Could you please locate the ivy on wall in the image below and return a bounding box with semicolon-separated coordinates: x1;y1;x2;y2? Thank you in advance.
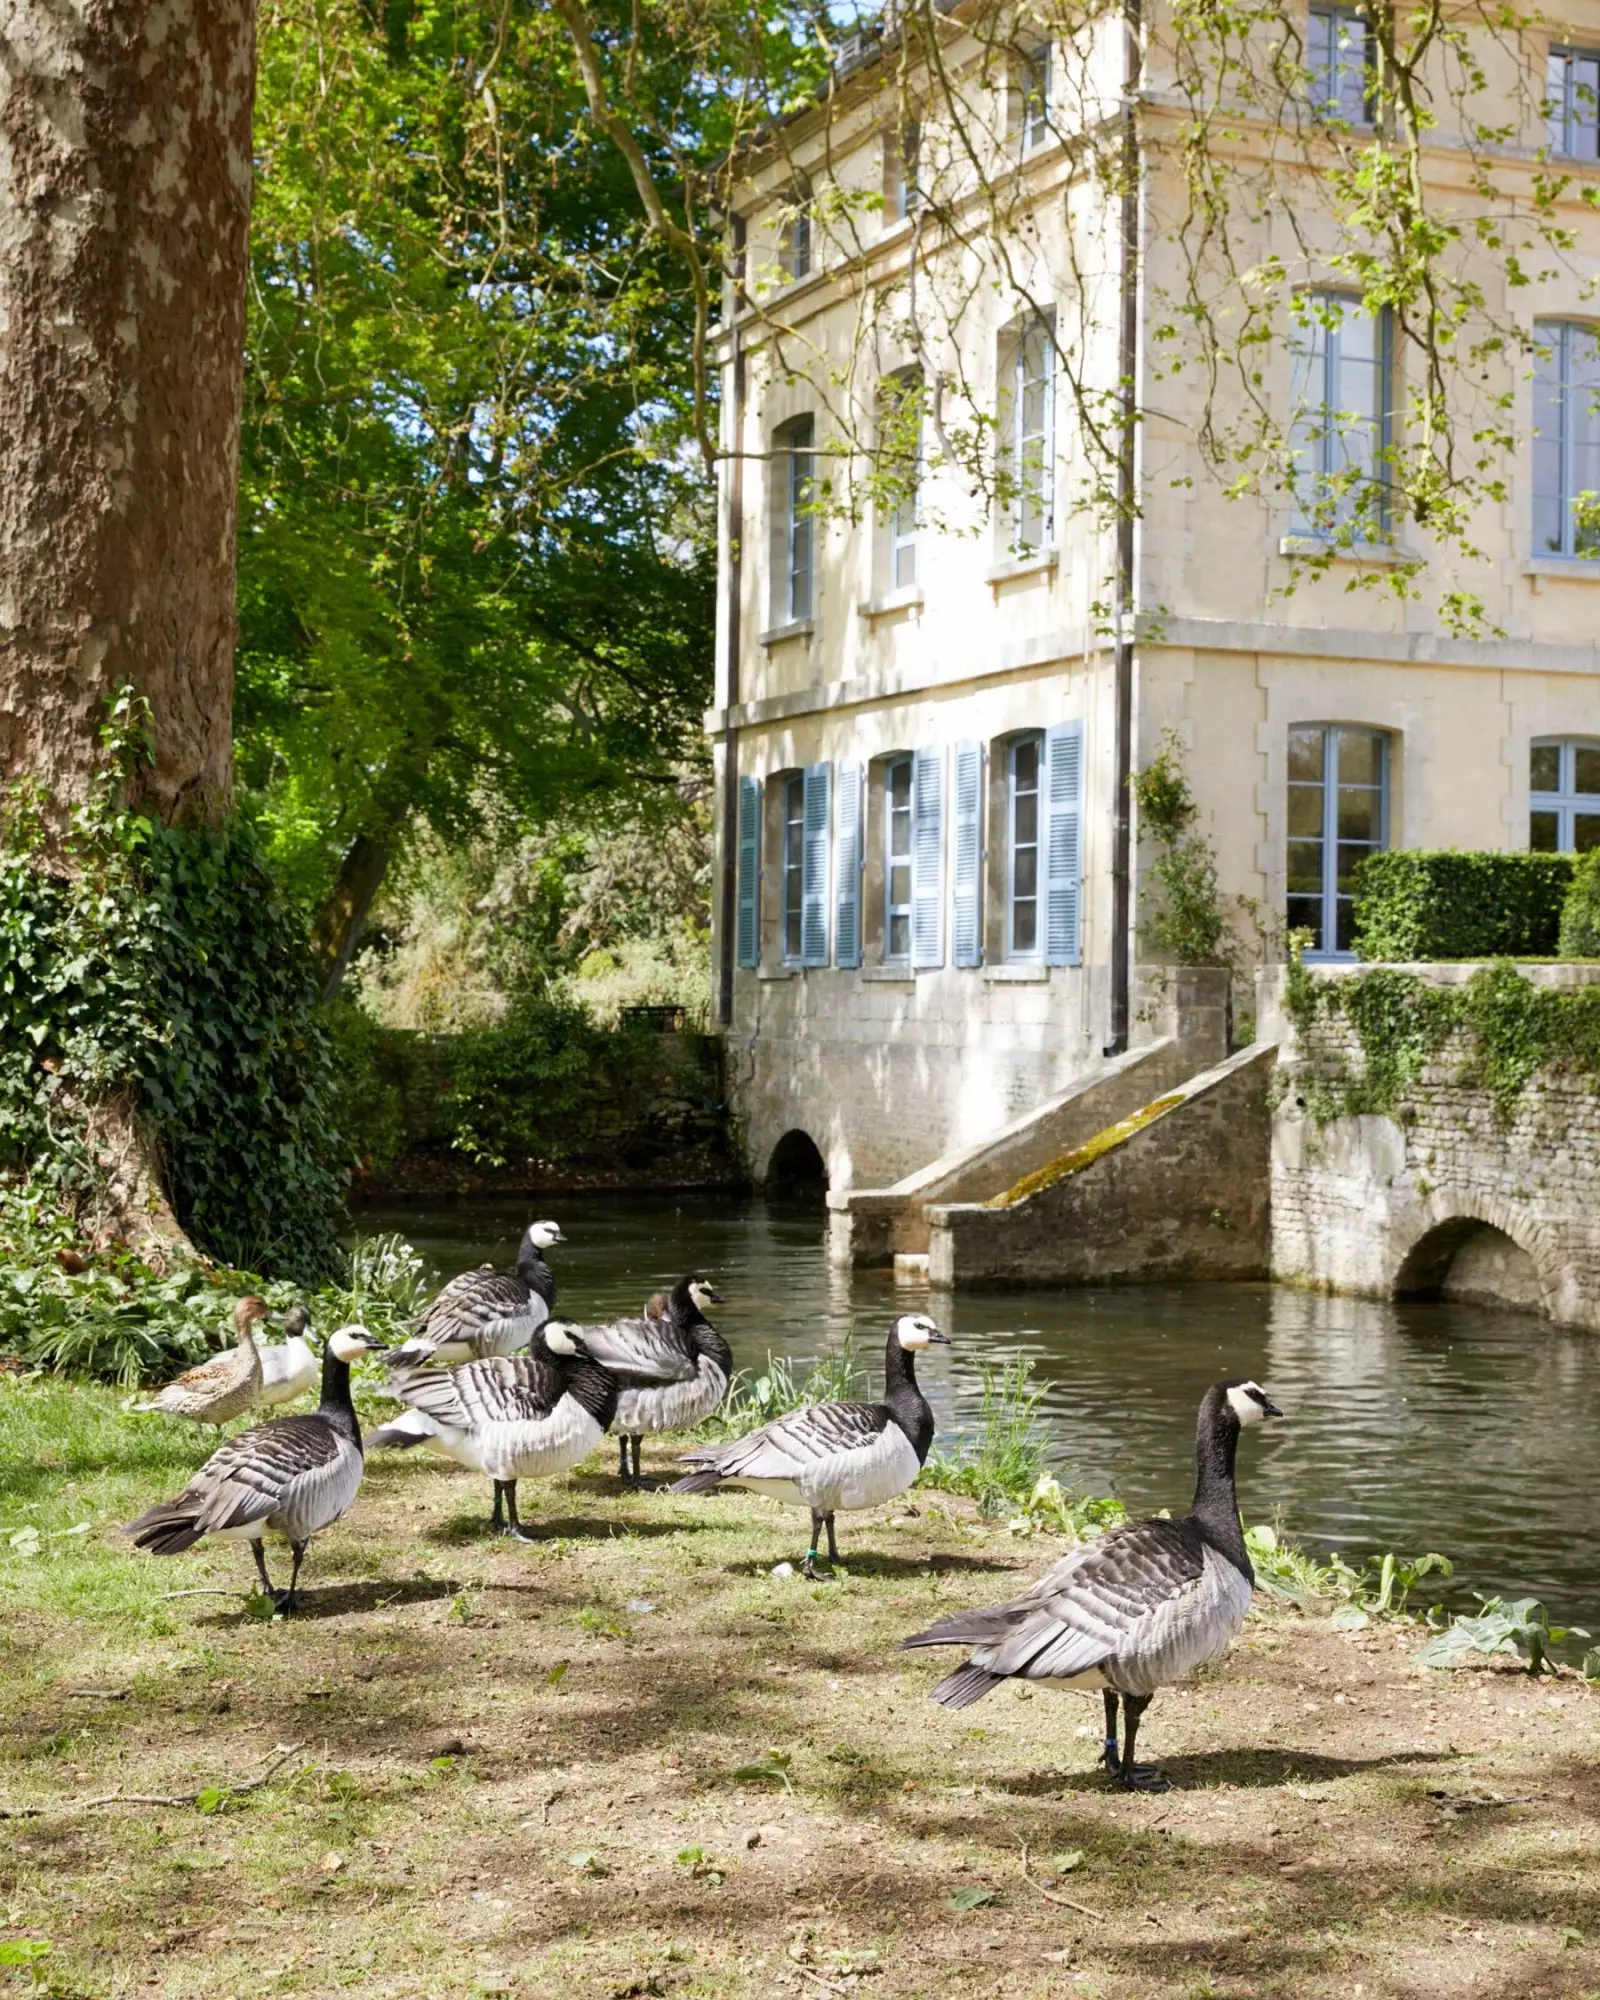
1284;956;1600;1128
0;697;348;1277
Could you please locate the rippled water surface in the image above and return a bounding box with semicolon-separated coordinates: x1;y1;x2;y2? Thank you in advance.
355;1191;1600;1628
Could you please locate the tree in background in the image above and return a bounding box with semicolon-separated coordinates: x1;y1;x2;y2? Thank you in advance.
238;0;717;994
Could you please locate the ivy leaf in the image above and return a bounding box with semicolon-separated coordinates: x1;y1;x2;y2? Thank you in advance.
945;1886;997;1911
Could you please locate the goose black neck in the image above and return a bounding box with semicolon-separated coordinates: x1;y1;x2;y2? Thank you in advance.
882;1331;935;1464
317;1348;362;1451
668;1276;705;1326
516;1240;556;1306
1191;1387;1248;1577
562;1355;620;1431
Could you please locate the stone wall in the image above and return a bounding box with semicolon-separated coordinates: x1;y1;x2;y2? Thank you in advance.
1263;963;1600;1330
925;1043;1275;1288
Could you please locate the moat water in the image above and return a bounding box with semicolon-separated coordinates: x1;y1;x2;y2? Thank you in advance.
355;1190;1600;1632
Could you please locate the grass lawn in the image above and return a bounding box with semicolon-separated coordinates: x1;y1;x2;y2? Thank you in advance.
3;1373;1599;1999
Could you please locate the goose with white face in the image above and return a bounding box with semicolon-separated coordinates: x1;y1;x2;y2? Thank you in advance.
1226;1381;1282;1427
328;1325;385;1364
540;1319;588;1359
573;1274;733;1485
894;1313;950;1351
529;1220;565;1250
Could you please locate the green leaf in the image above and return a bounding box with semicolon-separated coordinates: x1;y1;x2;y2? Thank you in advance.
732;1749;794;1791
195;1785;229;1815
945;1886;997;1911
0;1940;52;1966
1051;1850;1085;1873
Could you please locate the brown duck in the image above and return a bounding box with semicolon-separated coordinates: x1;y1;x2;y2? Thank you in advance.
134;1297;268;1424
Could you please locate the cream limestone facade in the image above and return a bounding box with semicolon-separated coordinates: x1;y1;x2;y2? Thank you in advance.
708;0;1600;1194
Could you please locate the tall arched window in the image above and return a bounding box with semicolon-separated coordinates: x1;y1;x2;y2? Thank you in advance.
1286;725;1389;957
1530;739;1600;853
1532;321;1600;559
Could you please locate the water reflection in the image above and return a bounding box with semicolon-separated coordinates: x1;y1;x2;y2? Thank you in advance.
355;1191;1600;1626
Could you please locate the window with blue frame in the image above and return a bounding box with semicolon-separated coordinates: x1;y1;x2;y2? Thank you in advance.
1007;733;1044;959
782;774;805;962
1547;45;1600;161
1307;6;1373;125
1289;293;1392;541
1530;740;1600;853
884;756;913;962
1532;321;1600;560
1001;316;1054;554
1286;724;1388;956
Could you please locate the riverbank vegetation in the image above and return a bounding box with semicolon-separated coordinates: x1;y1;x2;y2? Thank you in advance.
4;1369;1599;1999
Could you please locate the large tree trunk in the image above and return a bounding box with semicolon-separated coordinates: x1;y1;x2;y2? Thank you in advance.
0;0;257;828
0;0;258;1259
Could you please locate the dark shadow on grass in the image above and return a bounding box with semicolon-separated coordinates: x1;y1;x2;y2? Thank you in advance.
722;1550;1019;1580
997;1745;1458;1795
421;1513;720;1547
194;1576;459;1625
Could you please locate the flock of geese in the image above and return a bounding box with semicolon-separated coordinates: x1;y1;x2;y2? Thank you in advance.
122;1219;1281;1791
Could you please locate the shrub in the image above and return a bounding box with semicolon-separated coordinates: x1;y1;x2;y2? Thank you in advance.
1352;851;1575;960
1558;849;1600;958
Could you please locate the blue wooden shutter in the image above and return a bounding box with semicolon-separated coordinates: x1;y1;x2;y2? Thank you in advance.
735;775;761;969
1044;721;1083;966
834;760;864;968
951;740;983;967
801;760;831;967
911;744;945;970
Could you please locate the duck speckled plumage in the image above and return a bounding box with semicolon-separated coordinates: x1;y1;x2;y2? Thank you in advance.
133;1297;268;1424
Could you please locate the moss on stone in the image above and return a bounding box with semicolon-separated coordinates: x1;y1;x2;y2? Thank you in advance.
984;1093;1186;1209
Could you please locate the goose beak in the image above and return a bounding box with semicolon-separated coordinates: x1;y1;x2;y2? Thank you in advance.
928;1330;952;1346
1260;1394;1283;1418
705;1286;725;1305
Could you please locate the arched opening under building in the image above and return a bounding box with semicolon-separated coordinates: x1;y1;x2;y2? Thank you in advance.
1394;1218;1544;1316
765;1128;828;1202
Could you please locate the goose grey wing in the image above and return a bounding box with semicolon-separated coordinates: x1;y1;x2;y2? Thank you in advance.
384;1270;546;1366
186;1417;343;1533
690;1400;887;1480
579;1317;693;1387
392;1354;566;1429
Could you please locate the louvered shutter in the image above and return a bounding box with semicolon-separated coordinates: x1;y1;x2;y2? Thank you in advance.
834;760;864;968
801;761;831;967
735;775;761;969
1044;721;1083;967
910;744;945;970
950;740;983;967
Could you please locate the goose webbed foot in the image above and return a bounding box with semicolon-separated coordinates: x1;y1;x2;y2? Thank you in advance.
496;1483;539;1542
1107;1692;1167;1794
1117;1763;1171;1794
273;1588;300;1615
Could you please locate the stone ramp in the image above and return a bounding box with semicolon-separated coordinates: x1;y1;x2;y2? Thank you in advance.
925;1042;1276;1288
826;1036;1195;1268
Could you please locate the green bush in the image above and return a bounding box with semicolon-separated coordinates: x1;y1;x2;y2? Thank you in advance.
0;693;349;1277
1352;851;1575;960
1558;850;1600;957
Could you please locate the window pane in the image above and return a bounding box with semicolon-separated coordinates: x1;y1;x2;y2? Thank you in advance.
1288;725;1325;782
1576;814;1600;854
1575;746;1600;795
1014;846;1038;900
1288;785;1324;837
1549;49;1570;153
1337;841;1378;890
786;910;802;957
889;860;910;905
1530;809;1561;851
1013;739;1039;789
1014;792;1038;847
890;760;912;808
1337;790;1381;840
889;913;910;959
1286;893;1324;942
1338;729;1382;784
1531;743;1562;792
1286;840;1324;895
1013;901;1037;954
1334;897;1358;952
1578;56;1600;163
1533;327;1567;555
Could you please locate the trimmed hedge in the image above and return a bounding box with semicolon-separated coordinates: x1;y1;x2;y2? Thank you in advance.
1559;850;1600;958
1352;851;1576;961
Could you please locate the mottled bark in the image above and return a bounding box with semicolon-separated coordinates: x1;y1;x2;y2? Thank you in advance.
0;0;257;827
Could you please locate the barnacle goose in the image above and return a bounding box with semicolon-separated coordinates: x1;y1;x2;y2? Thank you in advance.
132;1296;268;1424
376;1319;619;1541
901;1379;1282;1792
380;1219;563;1372
256;1303;319;1408
124;1326;388;1612
672;1313;948;1577
577;1274;730;1484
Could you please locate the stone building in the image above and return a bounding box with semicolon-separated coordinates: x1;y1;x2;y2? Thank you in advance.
705;0;1600;1214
